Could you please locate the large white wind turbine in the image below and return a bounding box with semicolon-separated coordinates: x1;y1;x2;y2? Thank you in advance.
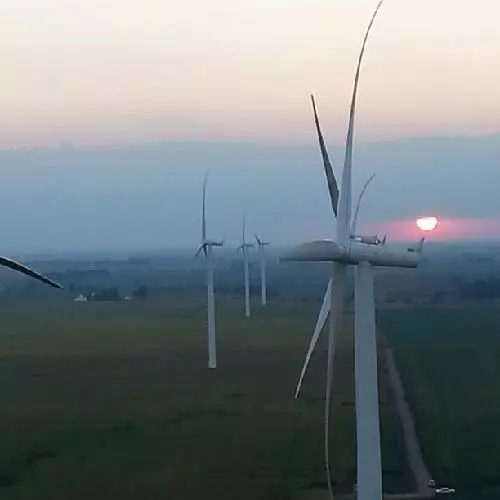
237;214;253;318
193;172;223;369
0;257;62;289
294;97;382;400
294;168;377;400
282;2;425;499
254;234;270;306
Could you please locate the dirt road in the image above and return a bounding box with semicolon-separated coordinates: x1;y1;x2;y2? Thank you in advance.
385;347;434;497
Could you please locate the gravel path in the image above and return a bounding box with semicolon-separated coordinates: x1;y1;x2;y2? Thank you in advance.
385;347;434;497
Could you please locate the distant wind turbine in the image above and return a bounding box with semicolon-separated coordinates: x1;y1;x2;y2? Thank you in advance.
282;2;426;500
254;234;270;306
237;214;253;318
193;172;223;369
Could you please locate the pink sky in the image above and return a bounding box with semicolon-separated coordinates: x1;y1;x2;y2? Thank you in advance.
364;218;500;242
2;0;500;147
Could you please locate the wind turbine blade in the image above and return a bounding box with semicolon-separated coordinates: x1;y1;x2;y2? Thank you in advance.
311;95;339;218
354;262;382;500
417;237;425;253
192;244;207;262
337;0;385;244
254;233;262;246
351;173;376;233
185;243;209;289
242;212;247;245
0;257;62;289
202;170;208;241
325;262;347;500
295;278;332;399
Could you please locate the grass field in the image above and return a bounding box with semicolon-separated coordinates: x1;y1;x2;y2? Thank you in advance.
379;304;500;493
0;296;409;500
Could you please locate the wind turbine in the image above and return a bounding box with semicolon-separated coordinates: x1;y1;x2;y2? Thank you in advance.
293;97;382;400
237;214;253;318
294;169;377;400
254;234;270;306
282;2;425;500
0;257;62;289
193;172;223;369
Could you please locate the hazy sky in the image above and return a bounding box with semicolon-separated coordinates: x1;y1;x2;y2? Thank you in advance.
1;1;499;252
1;135;499;253
3;0;500;147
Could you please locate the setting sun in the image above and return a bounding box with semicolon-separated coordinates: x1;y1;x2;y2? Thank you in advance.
416;216;438;232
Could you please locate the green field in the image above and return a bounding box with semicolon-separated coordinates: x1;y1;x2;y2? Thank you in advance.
380;305;500;493
0;297;410;500
6;297;499;499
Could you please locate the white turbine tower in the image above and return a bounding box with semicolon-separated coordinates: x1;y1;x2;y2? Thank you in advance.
193;172;223;369
282;2;425;499
237;214;253;318
0;257;62;289
254;234;270;306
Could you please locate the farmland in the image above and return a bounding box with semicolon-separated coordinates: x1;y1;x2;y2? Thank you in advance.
1;290;500;499
379;304;500;495
0;297;411;500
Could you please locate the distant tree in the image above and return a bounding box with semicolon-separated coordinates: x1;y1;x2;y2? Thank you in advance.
128;257;151;266
458;278;500;300
94;287;121;302
430;291;447;305
132;285;149;300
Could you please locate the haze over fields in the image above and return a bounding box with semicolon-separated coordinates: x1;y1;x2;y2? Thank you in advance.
1;134;499;252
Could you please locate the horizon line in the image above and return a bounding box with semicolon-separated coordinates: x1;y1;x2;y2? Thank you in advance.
2;130;500;153
9;239;500;259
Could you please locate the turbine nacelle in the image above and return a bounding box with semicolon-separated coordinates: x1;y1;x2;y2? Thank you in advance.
237;243;254;251
350;233;386;246
281;239;423;268
254;234;270;247
201;239;224;248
